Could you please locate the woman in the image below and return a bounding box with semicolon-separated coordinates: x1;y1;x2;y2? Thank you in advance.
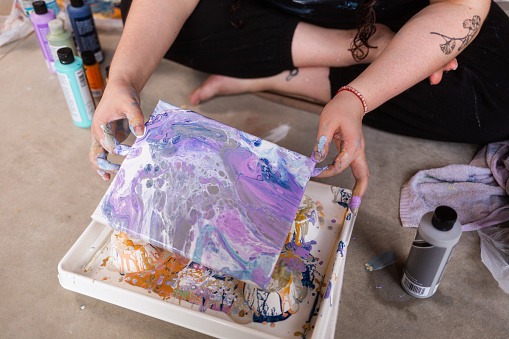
90;0;509;209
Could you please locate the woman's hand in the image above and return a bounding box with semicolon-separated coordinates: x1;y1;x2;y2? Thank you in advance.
312;91;369;211
86;0;199;180
89;79;145;181
429;58;458;85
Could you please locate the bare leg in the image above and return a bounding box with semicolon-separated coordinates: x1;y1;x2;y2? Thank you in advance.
189;22;394;104
190;67;331;105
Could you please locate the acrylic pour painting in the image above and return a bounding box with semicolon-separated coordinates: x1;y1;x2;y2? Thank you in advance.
99;101;317;289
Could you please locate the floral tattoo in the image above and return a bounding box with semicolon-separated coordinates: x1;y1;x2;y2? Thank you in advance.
430;15;481;54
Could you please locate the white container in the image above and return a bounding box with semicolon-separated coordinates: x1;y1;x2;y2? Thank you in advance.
58;181;356;338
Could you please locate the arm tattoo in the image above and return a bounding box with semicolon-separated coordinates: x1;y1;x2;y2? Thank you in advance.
430;15;481;54
286;68;299;81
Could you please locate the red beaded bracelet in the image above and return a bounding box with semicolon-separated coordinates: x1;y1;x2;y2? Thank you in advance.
335;85;368;115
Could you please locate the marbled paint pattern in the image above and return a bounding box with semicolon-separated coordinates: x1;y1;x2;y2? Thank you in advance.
119;194;324;326
100;107;316;289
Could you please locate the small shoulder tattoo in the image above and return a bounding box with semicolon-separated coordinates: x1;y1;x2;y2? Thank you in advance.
430;15;481;55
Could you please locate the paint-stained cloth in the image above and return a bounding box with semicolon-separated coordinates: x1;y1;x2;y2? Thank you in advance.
399;140;509;231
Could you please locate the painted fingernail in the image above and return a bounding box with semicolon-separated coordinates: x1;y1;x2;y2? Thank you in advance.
318;136;327;151
96;158;121;172
114;144;131;156
311;166;328;177
129;123;146;138
313;136;328;162
312;151;324;162
349;195;361;213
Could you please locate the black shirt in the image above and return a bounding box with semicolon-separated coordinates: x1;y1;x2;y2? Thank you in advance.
263;0;430;30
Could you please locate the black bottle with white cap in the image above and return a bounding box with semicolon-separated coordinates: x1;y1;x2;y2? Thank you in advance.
401;206;462;298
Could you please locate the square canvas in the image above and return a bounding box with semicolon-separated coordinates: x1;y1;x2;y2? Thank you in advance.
97;101;316;289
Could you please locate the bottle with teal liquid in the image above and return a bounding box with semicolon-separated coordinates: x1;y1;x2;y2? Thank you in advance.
54;47;95;128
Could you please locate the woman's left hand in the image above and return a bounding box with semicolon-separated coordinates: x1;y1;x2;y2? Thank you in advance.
312;91;370;205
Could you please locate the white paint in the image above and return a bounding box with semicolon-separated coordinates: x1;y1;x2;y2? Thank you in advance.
263;124;291;144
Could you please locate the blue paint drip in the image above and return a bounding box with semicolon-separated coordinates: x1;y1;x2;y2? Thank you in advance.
337;241;345;257
337;201;349;209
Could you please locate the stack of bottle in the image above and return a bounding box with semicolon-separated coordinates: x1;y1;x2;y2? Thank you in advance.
29;0;106;128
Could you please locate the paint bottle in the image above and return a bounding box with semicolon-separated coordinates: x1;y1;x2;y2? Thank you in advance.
67;0;104;63
401;206;462;298
47;19;77;73
82;50;104;101
30;1;56;73
105;65;110;84
23;0;59;18
54;47;95;128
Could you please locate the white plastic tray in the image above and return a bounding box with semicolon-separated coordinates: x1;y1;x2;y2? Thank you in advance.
58;181;356;338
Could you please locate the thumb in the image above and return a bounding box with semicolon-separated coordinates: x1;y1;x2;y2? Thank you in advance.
125;106;146;138
312;131;334;163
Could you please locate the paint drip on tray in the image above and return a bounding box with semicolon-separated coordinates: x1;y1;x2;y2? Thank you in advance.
103;195;326;326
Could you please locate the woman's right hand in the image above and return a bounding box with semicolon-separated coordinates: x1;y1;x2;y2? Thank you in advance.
89;78;145;181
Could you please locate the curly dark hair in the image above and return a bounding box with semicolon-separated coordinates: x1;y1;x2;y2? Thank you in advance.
229;0;244;29
349;0;378;62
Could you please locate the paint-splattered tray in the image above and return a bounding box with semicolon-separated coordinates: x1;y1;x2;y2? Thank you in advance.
58;181;356;338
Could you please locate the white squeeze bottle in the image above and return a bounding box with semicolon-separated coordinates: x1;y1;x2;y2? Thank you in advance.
401;205;462;298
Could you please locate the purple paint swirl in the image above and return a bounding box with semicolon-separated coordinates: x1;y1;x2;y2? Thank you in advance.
100;105;316;289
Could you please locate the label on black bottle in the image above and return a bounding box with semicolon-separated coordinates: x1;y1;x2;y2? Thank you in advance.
74;15;100;56
402;230;447;297
402;273;429;296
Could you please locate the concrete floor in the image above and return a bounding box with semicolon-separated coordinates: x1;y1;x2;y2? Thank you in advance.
2;5;509;339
